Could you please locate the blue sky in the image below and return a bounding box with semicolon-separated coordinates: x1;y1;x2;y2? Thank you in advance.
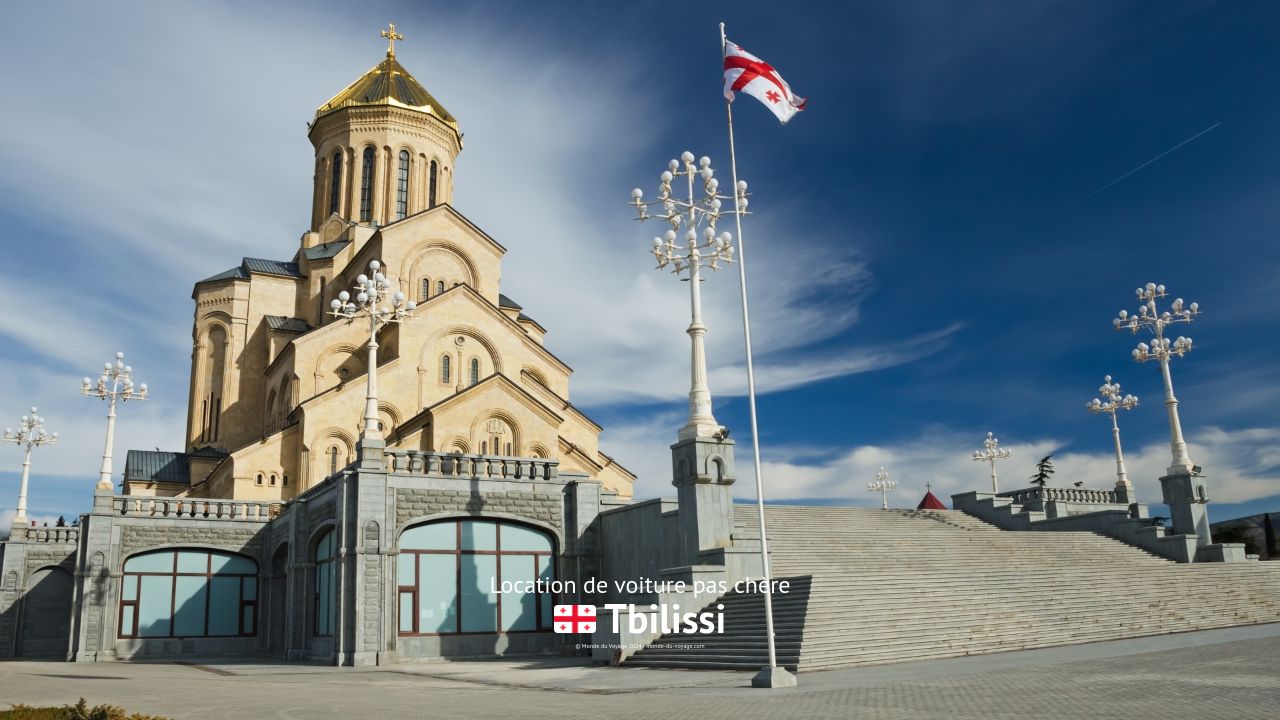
1;0;1278;525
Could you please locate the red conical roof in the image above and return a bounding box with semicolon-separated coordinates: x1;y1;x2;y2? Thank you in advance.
917;491;947;510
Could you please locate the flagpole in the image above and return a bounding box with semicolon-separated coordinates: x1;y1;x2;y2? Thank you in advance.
720;21;795;689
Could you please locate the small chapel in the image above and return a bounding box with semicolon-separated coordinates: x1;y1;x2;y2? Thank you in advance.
123;27;635;501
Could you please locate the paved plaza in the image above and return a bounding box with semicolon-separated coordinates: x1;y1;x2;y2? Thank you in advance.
1;624;1277;719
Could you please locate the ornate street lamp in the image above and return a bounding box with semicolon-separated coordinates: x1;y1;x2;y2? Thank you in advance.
972;432;1012;493
868;467;896;510
82;352;147;491
3;407;57;522
1087;375;1139;503
631;151;740;440
1114;283;1199;475
330;260;415;442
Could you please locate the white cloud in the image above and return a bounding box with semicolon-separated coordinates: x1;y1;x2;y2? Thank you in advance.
0;3;929;484
602;411;1280;508
0;509;66;539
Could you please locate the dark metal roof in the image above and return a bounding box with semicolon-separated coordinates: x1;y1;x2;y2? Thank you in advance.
198;266;248;284
265;316;311;334
303;240;351;261
517;312;537;324
242;257;303;277
498;294;523;310
124;450;188;485
188;446;229;459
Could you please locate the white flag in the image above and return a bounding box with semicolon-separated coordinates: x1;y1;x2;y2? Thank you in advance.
722;39;807;124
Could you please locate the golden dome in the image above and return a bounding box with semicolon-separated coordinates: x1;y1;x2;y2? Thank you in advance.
316;54;458;130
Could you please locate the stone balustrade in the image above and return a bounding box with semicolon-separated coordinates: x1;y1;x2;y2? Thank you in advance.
112;496;280;522
385;450;558;481
999;486;1119;505
16;526;80;544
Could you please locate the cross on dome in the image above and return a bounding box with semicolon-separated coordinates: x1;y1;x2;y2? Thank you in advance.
381;23;404;57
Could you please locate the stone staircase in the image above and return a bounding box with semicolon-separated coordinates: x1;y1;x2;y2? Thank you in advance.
623;505;1280;672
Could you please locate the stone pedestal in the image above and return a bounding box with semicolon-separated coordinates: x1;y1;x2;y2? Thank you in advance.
752;665;798;688
670;435;736;565
1160;471;1212;547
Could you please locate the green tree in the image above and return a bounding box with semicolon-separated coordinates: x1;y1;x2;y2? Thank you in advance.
1030;455;1055;488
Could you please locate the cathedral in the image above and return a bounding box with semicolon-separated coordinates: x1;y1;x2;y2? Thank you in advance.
124;31;634;501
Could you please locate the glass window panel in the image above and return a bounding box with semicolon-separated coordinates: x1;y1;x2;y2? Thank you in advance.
397;554;416;585
419;554;457;634
122;575;138;601
177;551;208;574
137;576;173;637
461;521;496;552
314;531;333;561
242;577;257;601
400;523;456;551
501;524;553;553
460;554;497;633
173;576;208;636
501;556;537;632
242;605;255;635
211;554;256;575
121;605;135;636
399;592;414;633
538;555;553;628
208;576;241;636
124;551;174;573
316;563;332;636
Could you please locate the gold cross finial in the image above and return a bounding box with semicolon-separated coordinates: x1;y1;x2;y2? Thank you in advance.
381;23;404;57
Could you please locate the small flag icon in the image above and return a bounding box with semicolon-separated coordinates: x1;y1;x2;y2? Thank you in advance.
553;604;596;634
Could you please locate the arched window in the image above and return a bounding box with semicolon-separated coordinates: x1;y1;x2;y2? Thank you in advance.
328;447;340;476
118;549;256;638
359;147;375;223
397;519;555;635
256;473;264;486
470;358;480;386
420;278;431;302
505;442;513;456
436;279;445;296
440;355;451;384
314;530;336;637
283;474;289;487
269;474;277;487
480;441;487;454
203;326;227;442
428;160;439;208
329;151;342;215
396;150;410;220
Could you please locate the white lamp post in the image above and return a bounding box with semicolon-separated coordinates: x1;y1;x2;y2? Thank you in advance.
631;151;739;440
1087;375;1139;502
3;407;57;523
82;352;147;491
972;432;1012;493
868;467;896;510
330;260;415;442
1114;283;1199;476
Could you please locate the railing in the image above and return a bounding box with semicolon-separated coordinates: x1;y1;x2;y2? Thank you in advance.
999;486;1120;505
112;496;281;522
385;450;558;481
15;526;80;544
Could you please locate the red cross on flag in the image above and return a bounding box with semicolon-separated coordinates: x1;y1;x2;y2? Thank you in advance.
553;604;597;634
723;39;807;124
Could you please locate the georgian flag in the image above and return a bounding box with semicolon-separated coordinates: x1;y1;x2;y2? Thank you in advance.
723;40;807;124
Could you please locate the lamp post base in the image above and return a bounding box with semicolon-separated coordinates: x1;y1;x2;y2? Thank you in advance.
752;665;797;688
